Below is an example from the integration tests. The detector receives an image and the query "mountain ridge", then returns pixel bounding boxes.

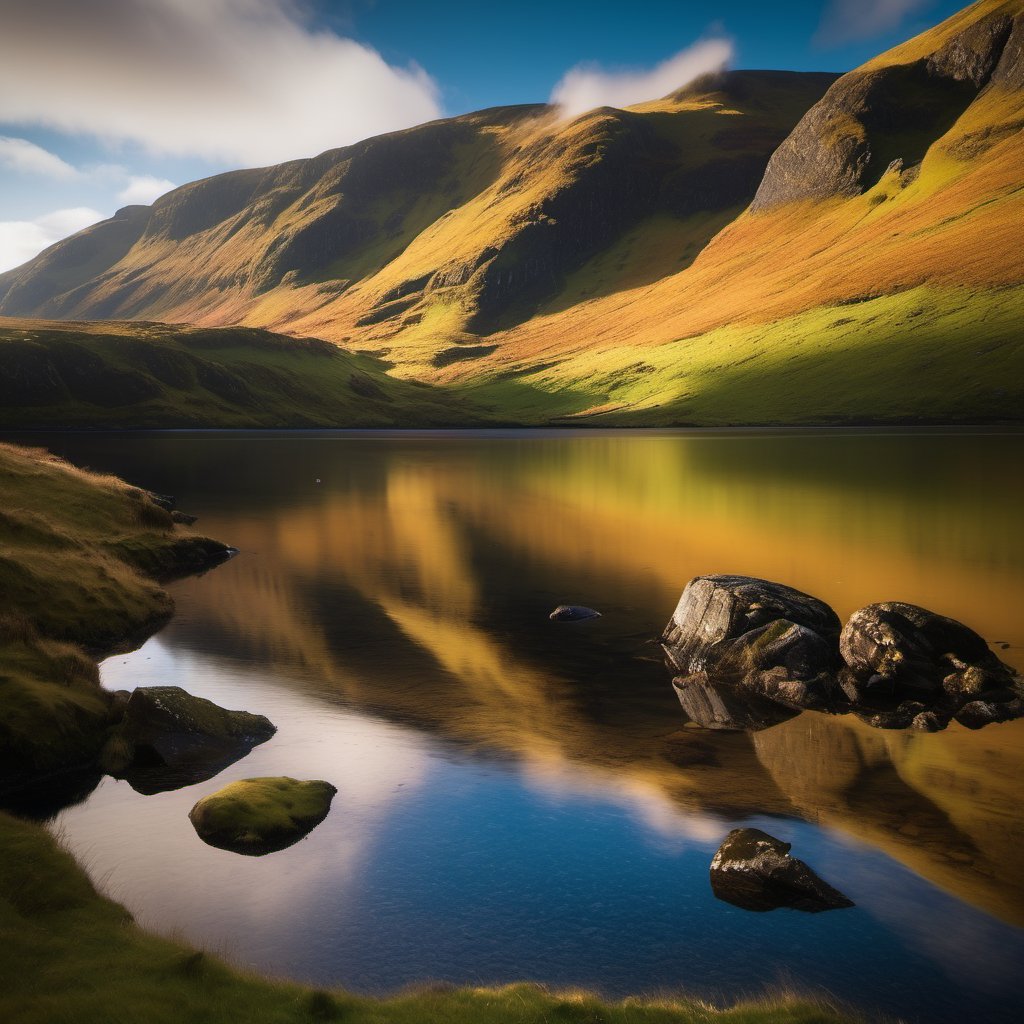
[1,0,1022,426]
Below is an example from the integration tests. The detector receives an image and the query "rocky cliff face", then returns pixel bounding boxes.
[752,6,1022,209]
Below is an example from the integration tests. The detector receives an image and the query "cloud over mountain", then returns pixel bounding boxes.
[0,0,442,166]
[0,207,102,273]
[550,38,733,119]
[0,136,78,179]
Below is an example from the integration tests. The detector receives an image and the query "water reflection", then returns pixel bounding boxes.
[15,429,1024,1022]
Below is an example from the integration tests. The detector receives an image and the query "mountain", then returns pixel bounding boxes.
[1,0,1022,427]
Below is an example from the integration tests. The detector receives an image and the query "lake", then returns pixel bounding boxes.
[13,429,1024,1024]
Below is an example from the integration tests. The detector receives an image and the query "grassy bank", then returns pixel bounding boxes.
[0,441,228,784]
[0,809,853,1023]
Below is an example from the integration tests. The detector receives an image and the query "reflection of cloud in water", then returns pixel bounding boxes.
[518,755,725,850]
[837,854,1024,996]
[67,648,435,963]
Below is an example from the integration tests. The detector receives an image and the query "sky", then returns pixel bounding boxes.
[0,0,968,272]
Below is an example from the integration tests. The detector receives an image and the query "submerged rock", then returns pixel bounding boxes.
[189,777,337,855]
[549,605,602,622]
[710,827,854,913]
[101,686,276,793]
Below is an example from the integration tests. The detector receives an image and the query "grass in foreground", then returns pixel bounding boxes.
[0,809,856,1024]
[461,284,1024,425]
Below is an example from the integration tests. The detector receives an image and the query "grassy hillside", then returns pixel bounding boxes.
[0,1,1021,426]
[0,72,838,375]
[0,318,483,428]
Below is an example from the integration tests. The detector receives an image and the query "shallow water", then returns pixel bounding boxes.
[16,429,1024,1023]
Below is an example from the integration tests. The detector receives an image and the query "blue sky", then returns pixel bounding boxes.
[0,0,966,272]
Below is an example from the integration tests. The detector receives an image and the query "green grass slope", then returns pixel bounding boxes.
[0,318,483,428]
[458,285,1024,425]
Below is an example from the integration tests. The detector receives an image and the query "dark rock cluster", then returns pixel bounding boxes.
[662,575,1021,732]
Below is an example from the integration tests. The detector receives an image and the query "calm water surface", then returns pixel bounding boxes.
[15,430,1024,1024]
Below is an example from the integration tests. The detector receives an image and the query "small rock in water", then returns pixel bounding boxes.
[549,605,601,622]
[710,827,854,913]
[189,777,337,856]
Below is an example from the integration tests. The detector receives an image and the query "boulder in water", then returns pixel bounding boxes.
[662,576,840,708]
[189,777,337,855]
[710,827,854,913]
[101,686,276,793]
[840,602,1018,700]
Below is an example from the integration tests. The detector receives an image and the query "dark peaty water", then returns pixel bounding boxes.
[14,429,1024,1024]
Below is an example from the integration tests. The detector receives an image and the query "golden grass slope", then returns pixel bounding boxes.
[0,1,1020,425]
[0,73,838,374]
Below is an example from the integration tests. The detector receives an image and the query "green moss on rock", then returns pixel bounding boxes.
[189,777,337,855]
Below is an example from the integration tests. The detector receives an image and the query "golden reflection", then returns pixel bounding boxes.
[173,434,1024,924]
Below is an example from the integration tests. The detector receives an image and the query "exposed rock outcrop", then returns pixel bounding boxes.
[710,827,854,912]
[752,11,1019,210]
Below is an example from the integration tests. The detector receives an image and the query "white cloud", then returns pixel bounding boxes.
[815,0,933,47]
[0,135,78,179]
[117,175,177,205]
[0,207,103,273]
[550,38,734,120]
[0,0,443,167]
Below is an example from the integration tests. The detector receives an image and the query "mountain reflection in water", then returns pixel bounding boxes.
[21,429,1024,1023]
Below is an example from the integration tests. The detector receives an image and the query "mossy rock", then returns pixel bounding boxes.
[188,777,337,856]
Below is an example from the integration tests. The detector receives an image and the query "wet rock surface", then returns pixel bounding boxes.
[663,575,1022,732]
[710,827,854,912]
[549,605,602,622]
[663,575,840,674]
[189,777,337,856]
[840,602,1017,700]
[101,686,276,793]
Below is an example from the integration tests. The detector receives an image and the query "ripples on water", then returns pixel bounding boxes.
[17,430,1024,1024]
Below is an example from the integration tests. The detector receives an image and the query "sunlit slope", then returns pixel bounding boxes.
[0,318,482,428]
[448,0,1024,420]
[0,2,1021,425]
[0,74,836,368]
